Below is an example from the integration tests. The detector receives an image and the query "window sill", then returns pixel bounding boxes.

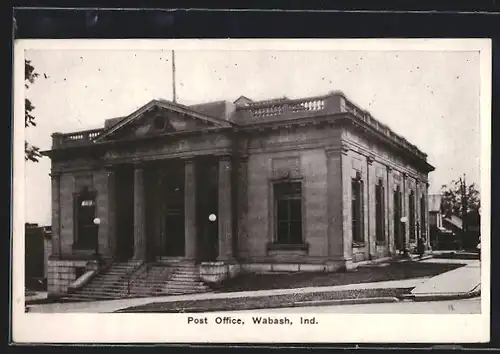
[267,243,309,251]
[352,242,366,248]
[376,240,386,246]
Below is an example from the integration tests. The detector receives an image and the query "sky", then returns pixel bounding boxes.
[23,46,482,225]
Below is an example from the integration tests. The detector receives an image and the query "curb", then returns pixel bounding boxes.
[292,297,400,308]
[400,289,481,302]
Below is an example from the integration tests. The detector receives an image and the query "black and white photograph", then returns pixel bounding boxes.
[13,39,490,343]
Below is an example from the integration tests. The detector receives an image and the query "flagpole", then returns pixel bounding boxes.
[172,50,177,103]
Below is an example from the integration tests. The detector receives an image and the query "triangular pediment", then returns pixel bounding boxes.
[95,99,232,142]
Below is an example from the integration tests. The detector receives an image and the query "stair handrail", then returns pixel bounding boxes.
[124,261,146,296]
[126,262,152,296]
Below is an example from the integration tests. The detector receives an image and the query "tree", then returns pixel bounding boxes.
[440,175,480,227]
[25,59,42,162]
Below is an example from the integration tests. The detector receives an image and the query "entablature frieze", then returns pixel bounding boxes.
[340,139,428,185]
[248,139,329,155]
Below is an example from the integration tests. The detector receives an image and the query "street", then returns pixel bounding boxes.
[226,297,481,314]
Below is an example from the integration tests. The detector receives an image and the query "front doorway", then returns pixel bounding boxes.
[160,162,185,257]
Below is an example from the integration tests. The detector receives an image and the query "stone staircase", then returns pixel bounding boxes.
[62,259,143,302]
[157,260,211,295]
[63,259,211,301]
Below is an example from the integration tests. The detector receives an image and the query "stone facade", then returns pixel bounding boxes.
[42,91,434,295]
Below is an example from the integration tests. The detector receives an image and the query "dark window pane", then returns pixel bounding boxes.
[290,199,301,220]
[277,221,289,243]
[275,182,302,244]
[289,221,302,243]
[277,199,289,220]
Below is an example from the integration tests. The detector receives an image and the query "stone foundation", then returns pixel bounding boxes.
[47,259,98,296]
[199,260,349,284]
[242,261,347,274]
[199,262,242,283]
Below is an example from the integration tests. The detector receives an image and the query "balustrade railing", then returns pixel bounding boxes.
[53,128,105,148]
[244,96,329,120]
[340,96,426,159]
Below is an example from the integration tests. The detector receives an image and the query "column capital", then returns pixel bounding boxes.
[182,156,196,165]
[367,156,374,165]
[341,146,350,155]
[386,165,392,172]
[238,155,249,163]
[217,154,233,162]
[133,161,146,170]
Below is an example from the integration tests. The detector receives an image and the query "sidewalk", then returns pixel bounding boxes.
[27,277,429,313]
[407,259,480,300]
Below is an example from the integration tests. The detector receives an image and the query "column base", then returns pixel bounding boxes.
[199,260,241,284]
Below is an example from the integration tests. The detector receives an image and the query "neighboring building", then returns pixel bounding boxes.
[42,91,435,297]
[442,212,481,251]
[25,223,51,290]
[428,194,455,250]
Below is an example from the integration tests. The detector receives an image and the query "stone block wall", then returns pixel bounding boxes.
[47,259,88,295]
[245,146,330,264]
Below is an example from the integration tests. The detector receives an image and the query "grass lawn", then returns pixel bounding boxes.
[210,261,465,293]
[116,288,411,313]
[116,261,464,313]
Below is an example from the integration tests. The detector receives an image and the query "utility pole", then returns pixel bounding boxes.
[172,50,177,103]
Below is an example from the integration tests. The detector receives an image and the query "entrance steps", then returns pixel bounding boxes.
[62,259,211,302]
[61,259,142,302]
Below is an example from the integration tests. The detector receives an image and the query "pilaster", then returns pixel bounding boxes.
[326,148,344,260]
[340,146,352,263]
[367,156,376,259]
[50,172,61,258]
[386,166,395,255]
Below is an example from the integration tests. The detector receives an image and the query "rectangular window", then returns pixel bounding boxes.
[351,177,364,243]
[394,186,402,250]
[274,182,302,244]
[375,180,385,242]
[409,191,416,242]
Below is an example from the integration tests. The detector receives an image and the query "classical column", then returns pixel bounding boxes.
[133,163,146,259]
[386,166,395,255]
[106,166,117,257]
[184,158,197,259]
[217,155,234,261]
[236,156,249,260]
[341,146,352,263]
[367,156,376,259]
[50,172,61,258]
